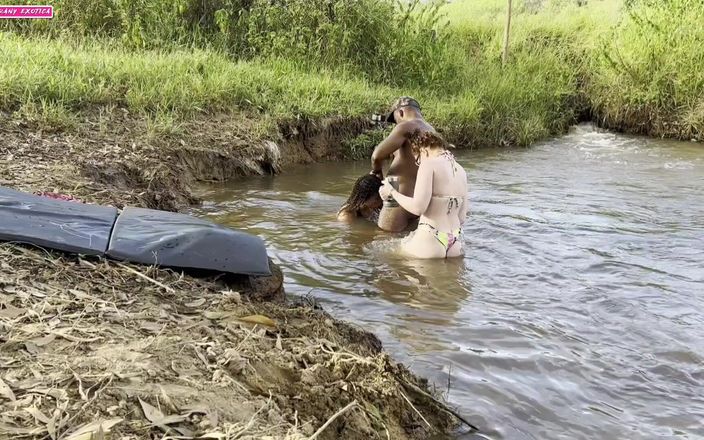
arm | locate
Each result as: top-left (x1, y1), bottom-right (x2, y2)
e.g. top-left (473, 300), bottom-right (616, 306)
top-left (387, 160), bottom-right (433, 216)
top-left (370, 124), bottom-right (408, 175)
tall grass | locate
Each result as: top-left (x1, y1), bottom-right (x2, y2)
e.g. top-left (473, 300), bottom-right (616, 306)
top-left (1, 0), bottom-right (700, 145)
top-left (0, 31), bottom-right (479, 139)
top-left (0, 0), bottom-right (463, 90)
top-left (436, 0), bottom-right (620, 145)
top-left (0, 32), bottom-right (395, 117)
top-left (589, 0), bottom-right (704, 139)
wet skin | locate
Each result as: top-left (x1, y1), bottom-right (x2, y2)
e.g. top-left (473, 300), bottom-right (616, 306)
top-left (371, 108), bottom-right (434, 231)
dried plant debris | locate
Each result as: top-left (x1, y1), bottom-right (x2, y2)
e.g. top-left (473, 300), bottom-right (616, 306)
top-left (1, 110), bottom-right (463, 439)
top-left (0, 243), bottom-right (459, 439)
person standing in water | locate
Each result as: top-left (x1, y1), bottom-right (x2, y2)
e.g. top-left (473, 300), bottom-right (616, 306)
top-left (370, 97), bottom-right (435, 232)
top-left (379, 130), bottom-right (468, 259)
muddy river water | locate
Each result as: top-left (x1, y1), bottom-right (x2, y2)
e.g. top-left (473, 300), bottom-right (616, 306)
top-left (195, 125), bottom-right (704, 439)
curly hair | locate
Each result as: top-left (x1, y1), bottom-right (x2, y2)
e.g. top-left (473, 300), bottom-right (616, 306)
top-left (408, 129), bottom-right (451, 160)
top-left (338, 174), bottom-right (382, 215)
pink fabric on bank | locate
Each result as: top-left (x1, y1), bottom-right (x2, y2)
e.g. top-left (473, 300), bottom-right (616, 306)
top-left (34, 192), bottom-right (85, 203)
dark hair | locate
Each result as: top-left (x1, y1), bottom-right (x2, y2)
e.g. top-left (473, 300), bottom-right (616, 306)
top-left (408, 129), bottom-right (450, 162)
top-left (338, 174), bottom-right (382, 215)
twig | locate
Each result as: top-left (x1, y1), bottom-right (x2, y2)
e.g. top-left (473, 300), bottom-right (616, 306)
top-left (50, 329), bottom-right (102, 343)
top-left (399, 389), bottom-right (431, 429)
top-left (57, 374), bottom-right (114, 437)
top-left (308, 400), bottom-right (358, 440)
top-left (232, 395), bottom-right (271, 439)
top-left (116, 263), bottom-right (175, 293)
top-left (401, 380), bottom-right (479, 433)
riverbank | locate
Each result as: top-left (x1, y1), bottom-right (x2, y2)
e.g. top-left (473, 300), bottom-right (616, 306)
top-left (0, 108), bottom-right (375, 211)
top-left (0, 108), bottom-right (462, 438)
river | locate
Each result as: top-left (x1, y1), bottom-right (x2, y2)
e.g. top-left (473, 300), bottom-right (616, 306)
top-left (194, 124), bottom-right (704, 440)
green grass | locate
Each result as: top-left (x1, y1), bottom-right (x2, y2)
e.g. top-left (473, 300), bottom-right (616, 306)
top-left (1, 0), bottom-right (701, 146)
top-left (0, 32), bottom-right (394, 117)
top-left (588, 0), bottom-right (704, 139)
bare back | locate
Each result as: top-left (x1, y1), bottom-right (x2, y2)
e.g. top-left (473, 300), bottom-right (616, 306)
top-left (384, 150), bottom-right (469, 258)
top-left (417, 154), bottom-right (468, 231)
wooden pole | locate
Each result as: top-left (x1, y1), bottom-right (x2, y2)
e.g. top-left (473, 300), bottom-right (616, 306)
top-left (502, 0), bottom-right (513, 66)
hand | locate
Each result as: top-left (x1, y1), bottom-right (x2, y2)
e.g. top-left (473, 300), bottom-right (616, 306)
top-left (379, 179), bottom-right (392, 200)
top-left (370, 169), bottom-right (383, 179)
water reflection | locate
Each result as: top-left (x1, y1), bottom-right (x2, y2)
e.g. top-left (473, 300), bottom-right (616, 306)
top-left (372, 254), bottom-right (471, 313)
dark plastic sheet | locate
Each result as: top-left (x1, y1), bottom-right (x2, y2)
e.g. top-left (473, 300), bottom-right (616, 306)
top-left (106, 207), bottom-right (271, 276)
top-left (0, 186), bottom-right (118, 255)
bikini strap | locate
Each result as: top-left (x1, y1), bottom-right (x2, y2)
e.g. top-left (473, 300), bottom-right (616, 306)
top-left (446, 196), bottom-right (461, 214)
top-left (441, 150), bottom-right (458, 176)
top-left (418, 222), bottom-right (437, 231)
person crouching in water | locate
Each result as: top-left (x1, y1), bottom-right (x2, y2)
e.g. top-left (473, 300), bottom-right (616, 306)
top-left (337, 174), bottom-right (383, 223)
top-left (378, 130), bottom-right (468, 259)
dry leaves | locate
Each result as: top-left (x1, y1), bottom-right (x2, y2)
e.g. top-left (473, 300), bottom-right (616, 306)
top-left (64, 418), bottom-right (123, 440)
top-left (0, 377), bottom-right (15, 401)
top-left (185, 298), bottom-right (207, 308)
top-left (0, 240), bottom-right (458, 440)
top-left (236, 315), bottom-right (277, 329)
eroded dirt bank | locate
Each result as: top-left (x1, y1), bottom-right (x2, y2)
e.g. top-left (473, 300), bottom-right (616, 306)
top-left (0, 110), bottom-right (461, 439)
top-left (0, 110), bottom-right (374, 211)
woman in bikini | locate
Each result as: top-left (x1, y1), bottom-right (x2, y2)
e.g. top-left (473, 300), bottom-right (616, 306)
top-left (379, 130), bottom-right (468, 259)
top-left (337, 174), bottom-right (384, 224)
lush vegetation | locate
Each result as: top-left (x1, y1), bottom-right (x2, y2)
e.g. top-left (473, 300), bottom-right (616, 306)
top-left (0, 0), bottom-right (701, 146)
top-left (589, 0), bottom-right (704, 139)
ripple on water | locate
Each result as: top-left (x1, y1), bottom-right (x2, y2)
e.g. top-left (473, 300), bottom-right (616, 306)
top-left (194, 125), bottom-right (704, 440)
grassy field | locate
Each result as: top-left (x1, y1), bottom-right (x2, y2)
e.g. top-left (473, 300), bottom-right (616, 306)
top-left (0, 0), bottom-right (701, 146)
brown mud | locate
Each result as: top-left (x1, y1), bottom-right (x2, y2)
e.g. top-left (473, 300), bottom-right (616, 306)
top-left (0, 110), bottom-right (373, 211)
top-left (0, 109), bottom-right (461, 439)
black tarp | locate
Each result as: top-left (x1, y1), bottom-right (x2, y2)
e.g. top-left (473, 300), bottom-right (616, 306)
top-left (0, 187), bottom-right (270, 276)
top-left (0, 186), bottom-right (117, 255)
top-left (106, 207), bottom-right (271, 276)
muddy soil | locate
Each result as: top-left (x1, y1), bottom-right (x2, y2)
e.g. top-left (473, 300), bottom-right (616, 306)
top-left (0, 110), bottom-right (372, 211)
top-left (0, 110), bottom-right (460, 439)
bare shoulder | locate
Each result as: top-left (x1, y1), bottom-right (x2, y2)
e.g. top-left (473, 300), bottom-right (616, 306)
top-left (457, 163), bottom-right (468, 177)
top-left (395, 119), bottom-right (433, 135)
top-left (337, 211), bottom-right (356, 222)
top-left (393, 120), bottom-right (417, 136)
